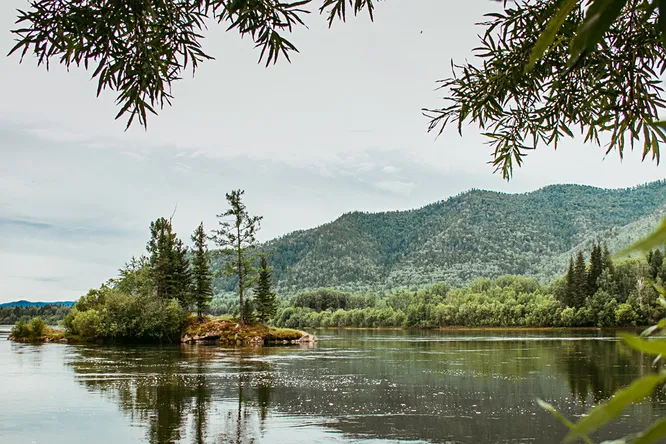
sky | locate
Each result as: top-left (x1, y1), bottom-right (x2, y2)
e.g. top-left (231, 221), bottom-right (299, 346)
top-left (0, 1), bottom-right (664, 303)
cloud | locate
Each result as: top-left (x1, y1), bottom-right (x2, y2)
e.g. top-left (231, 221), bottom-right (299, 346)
top-left (382, 165), bottom-right (400, 174)
top-left (373, 180), bottom-right (416, 195)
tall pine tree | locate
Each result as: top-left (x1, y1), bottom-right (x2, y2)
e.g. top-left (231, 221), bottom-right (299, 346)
top-left (146, 217), bottom-right (191, 307)
top-left (211, 190), bottom-right (263, 326)
top-left (564, 256), bottom-right (575, 307)
top-left (173, 238), bottom-right (193, 308)
top-left (588, 243), bottom-right (603, 296)
top-left (573, 251), bottom-right (588, 308)
top-left (191, 222), bottom-right (213, 319)
top-left (254, 255), bottom-right (277, 324)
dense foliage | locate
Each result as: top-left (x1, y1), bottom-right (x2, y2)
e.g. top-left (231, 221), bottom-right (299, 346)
top-left (0, 304), bottom-right (70, 325)
top-left (275, 247), bottom-right (666, 329)
top-left (427, 0), bottom-right (666, 178)
top-left (211, 181), bottom-right (666, 295)
top-left (61, 218), bottom-right (203, 342)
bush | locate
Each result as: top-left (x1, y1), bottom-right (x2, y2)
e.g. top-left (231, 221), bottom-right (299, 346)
top-left (11, 316), bottom-right (46, 340)
top-left (70, 309), bottom-right (102, 338)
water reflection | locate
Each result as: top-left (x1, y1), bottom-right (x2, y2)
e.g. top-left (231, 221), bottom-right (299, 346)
top-left (59, 330), bottom-right (666, 443)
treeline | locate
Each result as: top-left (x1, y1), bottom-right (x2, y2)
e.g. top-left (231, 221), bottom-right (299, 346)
top-left (275, 244), bottom-right (666, 329)
top-left (0, 305), bottom-right (71, 325)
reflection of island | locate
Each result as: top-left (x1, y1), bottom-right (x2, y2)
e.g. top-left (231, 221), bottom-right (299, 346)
top-left (67, 344), bottom-right (277, 443)
top-left (64, 333), bottom-right (665, 444)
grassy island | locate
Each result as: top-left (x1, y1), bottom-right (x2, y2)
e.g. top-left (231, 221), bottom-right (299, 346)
top-left (9, 314), bottom-right (315, 346)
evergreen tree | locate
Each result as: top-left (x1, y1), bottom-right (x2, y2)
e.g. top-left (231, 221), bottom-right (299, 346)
top-left (147, 217), bottom-right (178, 301)
top-left (563, 256), bottom-right (575, 307)
top-left (211, 190), bottom-right (263, 326)
top-left (191, 222), bottom-right (213, 319)
top-left (173, 238), bottom-right (193, 308)
top-left (602, 244), bottom-right (615, 274)
top-left (572, 251), bottom-right (588, 308)
top-left (254, 255), bottom-right (277, 324)
top-left (649, 249), bottom-right (664, 280)
top-left (146, 217), bottom-right (191, 307)
top-left (588, 243), bottom-right (603, 297)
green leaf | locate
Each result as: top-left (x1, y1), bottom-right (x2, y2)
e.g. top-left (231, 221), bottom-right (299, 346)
top-left (565, 373), bottom-right (666, 441)
top-left (569, 0), bottom-right (628, 66)
top-left (641, 318), bottom-right (666, 337)
top-left (633, 416), bottom-right (666, 444)
top-left (537, 399), bottom-right (593, 444)
top-left (526, 0), bottom-right (578, 72)
top-left (620, 333), bottom-right (666, 356)
top-left (617, 217), bottom-right (666, 257)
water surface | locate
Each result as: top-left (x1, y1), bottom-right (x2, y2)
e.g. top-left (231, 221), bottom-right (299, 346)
top-left (1, 327), bottom-right (664, 443)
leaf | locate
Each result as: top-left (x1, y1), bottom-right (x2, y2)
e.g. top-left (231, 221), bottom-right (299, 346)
top-left (526, 0), bottom-right (578, 72)
top-left (641, 318), bottom-right (666, 337)
top-left (569, 0), bottom-right (628, 67)
top-left (620, 333), bottom-right (666, 356)
top-left (617, 217), bottom-right (666, 256)
top-left (537, 399), bottom-right (594, 444)
top-left (565, 373), bottom-right (666, 441)
top-left (633, 416), bottom-right (666, 444)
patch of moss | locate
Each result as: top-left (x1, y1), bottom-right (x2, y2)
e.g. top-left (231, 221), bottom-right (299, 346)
top-left (182, 316), bottom-right (307, 345)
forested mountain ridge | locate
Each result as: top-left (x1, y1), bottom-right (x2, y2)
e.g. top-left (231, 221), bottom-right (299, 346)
top-left (212, 181), bottom-right (666, 295)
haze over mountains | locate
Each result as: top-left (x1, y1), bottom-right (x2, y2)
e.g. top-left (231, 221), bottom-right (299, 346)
top-left (213, 181), bottom-right (666, 296)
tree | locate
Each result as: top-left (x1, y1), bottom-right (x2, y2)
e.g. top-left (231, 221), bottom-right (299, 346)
top-left (146, 217), bottom-right (191, 307)
top-left (649, 248), bottom-right (664, 280)
top-left (563, 256), bottom-right (575, 307)
top-left (8, 0), bottom-right (376, 129)
top-left (191, 222), bottom-right (214, 319)
top-left (424, 0), bottom-right (666, 179)
top-left (572, 251), bottom-right (587, 308)
top-left (173, 238), bottom-right (194, 309)
top-left (587, 243), bottom-right (603, 296)
top-left (147, 217), bottom-right (179, 301)
top-left (254, 255), bottom-right (278, 324)
top-left (211, 190), bottom-right (263, 326)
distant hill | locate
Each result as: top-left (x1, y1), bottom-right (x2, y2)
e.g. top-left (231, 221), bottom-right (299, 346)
top-left (211, 181), bottom-right (666, 295)
top-left (0, 300), bottom-right (75, 308)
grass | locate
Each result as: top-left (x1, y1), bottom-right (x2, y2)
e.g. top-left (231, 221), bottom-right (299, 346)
top-left (182, 316), bottom-right (307, 344)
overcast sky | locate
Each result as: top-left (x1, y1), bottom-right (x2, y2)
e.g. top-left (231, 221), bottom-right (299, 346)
top-left (0, 1), bottom-right (664, 303)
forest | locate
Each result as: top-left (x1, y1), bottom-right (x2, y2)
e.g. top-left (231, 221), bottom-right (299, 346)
top-left (273, 244), bottom-right (666, 329)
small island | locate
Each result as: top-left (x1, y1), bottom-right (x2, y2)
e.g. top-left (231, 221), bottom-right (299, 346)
top-left (9, 190), bottom-right (316, 347)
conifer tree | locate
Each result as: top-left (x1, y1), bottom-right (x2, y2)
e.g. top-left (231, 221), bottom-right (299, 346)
top-left (147, 217), bottom-right (178, 301)
top-left (173, 238), bottom-right (193, 308)
top-left (602, 244), bottom-right (615, 274)
top-left (191, 222), bottom-right (213, 319)
top-left (649, 249), bottom-right (664, 280)
top-left (573, 251), bottom-right (588, 308)
top-left (211, 190), bottom-right (263, 326)
top-left (588, 243), bottom-right (603, 297)
top-left (146, 217), bottom-right (191, 307)
top-left (254, 255), bottom-right (277, 324)
top-left (564, 256), bottom-right (575, 307)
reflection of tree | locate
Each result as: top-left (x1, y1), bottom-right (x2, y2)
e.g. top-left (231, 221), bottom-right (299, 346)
top-left (65, 344), bottom-right (276, 444)
top-left (554, 339), bottom-right (657, 403)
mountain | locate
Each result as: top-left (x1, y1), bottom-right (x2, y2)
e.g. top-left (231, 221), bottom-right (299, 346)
top-left (0, 300), bottom-right (75, 308)
top-left (212, 181), bottom-right (666, 296)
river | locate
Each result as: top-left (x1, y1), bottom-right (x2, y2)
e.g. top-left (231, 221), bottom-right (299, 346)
top-left (1, 327), bottom-right (664, 443)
